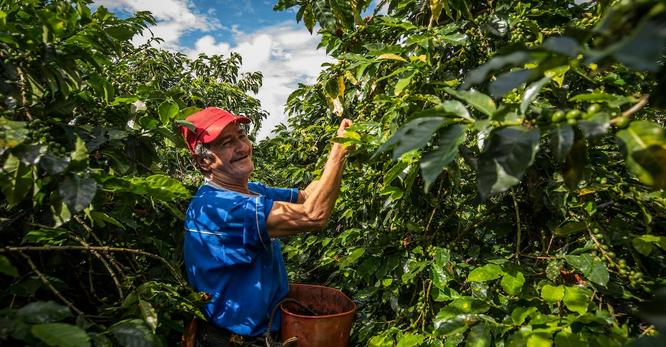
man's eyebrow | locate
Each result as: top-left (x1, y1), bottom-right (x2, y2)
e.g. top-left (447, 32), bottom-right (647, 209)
top-left (218, 134), bottom-right (232, 142)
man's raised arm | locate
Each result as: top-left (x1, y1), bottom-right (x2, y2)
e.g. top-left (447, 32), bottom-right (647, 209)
top-left (266, 119), bottom-right (352, 237)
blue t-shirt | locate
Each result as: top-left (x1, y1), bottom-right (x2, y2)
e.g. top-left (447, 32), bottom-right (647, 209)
top-left (183, 181), bottom-right (299, 336)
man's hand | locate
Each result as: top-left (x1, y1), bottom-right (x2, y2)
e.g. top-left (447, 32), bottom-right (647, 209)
top-left (337, 118), bottom-right (353, 138)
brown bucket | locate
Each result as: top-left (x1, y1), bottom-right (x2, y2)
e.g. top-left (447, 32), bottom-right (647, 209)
top-left (280, 284), bottom-right (356, 347)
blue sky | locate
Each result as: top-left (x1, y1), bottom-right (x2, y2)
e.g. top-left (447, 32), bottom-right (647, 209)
top-left (93, 0), bottom-right (334, 139)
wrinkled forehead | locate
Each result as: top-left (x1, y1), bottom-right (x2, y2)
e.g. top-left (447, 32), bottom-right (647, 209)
top-left (211, 121), bottom-right (246, 142)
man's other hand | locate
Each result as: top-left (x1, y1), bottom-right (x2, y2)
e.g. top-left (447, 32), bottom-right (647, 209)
top-left (337, 119), bottom-right (353, 138)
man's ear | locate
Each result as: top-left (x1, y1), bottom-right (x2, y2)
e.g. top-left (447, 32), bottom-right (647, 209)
top-left (195, 154), bottom-right (213, 172)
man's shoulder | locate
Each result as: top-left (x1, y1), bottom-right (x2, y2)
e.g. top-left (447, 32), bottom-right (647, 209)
top-left (188, 184), bottom-right (251, 210)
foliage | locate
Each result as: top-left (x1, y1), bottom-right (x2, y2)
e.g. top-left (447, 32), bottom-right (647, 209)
top-left (258, 0), bottom-right (666, 345)
top-left (0, 0), bottom-right (267, 345)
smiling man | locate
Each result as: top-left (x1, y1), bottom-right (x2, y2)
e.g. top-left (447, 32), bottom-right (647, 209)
top-left (179, 107), bottom-right (351, 346)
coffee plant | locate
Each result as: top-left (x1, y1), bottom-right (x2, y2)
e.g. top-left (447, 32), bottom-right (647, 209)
top-left (0, 1), bottom-right (267, 345)
top-left (255, 0), bottom-right (666, 345)
top-left (1, 0), bottom-right (665, 346)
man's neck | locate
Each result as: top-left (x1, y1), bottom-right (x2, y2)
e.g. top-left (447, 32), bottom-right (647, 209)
top-left (208, 175), bottom-right (251, 195)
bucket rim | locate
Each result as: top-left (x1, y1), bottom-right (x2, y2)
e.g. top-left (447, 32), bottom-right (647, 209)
top-left (280, 283), bottom-right (357, 319)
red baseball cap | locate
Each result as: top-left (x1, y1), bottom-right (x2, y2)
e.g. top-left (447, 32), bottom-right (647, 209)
top-left (180, 107), bottom-right (250, 154)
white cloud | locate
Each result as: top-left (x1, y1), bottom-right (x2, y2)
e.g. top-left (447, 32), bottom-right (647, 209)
top-left (93, 0), bottom-right (218, 49)
top-left (94, 1), bottom-right (333, 140)
top-left (187, 22), bottom-right (334, 140)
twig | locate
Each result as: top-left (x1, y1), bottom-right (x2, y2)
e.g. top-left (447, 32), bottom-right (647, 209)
top-left (511, 188), bottom-right (522, 260)
top-left (74, 216), bottom-right (124, 276)
top-left (69, 234), bottom-right (124, 300)
top-left (15, 67), bottom-right (33, 121)
top-left (19, 252), bottom-right (84, 316)
top-left (611, 95), bottom-right (649, 124)
top-left (4, 246), bottom-right (185, 285)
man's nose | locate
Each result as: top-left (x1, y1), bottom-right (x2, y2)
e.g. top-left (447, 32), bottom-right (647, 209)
top-left (237, 138), bottom-right (251, 153)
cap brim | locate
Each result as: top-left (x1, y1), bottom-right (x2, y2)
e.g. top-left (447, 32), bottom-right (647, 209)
top-left (199, 115), bottom-right (251, 144)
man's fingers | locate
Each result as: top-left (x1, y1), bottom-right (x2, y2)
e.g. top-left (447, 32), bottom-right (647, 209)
top-left (337, 119), bottom-right (353, 137)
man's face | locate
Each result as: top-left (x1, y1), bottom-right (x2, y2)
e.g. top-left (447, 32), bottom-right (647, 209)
top-left (205, 122), bottom-right (254, 181)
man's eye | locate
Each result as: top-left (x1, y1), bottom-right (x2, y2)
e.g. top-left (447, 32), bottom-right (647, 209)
top-left (222, 141), bottom-right (232, 146)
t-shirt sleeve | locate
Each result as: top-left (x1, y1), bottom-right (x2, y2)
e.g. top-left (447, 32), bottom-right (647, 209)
top-left (185, 190), bottom-right (274, 266)
top-left (249, 182), bottom-right (299, 203)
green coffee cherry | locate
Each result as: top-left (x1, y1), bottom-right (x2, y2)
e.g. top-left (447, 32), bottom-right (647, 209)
top-left (587, 104), bottom-right (601, 114)
top-left (615, 117), bottom-right (630, 129)
top-left (566, 109), bottom-right (582, 120)
top-left (551, 110), bottom-right (565, 123)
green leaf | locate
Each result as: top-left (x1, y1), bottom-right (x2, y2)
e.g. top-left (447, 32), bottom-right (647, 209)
top-left (511, 306), bottom-right (537, 325)
top-left (402, 259), bottom-right (427, 283)
top-left (632, 234), bottom-right (666, 256)
top-left (540, 285), bottom-right (565, 303)
top-left (578, 113), bottom-right (610, 139)
top-left (420, 124), bottom-right (467, 191)
top-left (442, 33), bottom-right (468, 46)
top-left (549, 125), bottom-right (574, 161)
top-left (111, 319), bottom-right (158, 347)
top-left (70, 137), bottom-right (88, 165)
top-left (158, 101), bottom-right (179, 123)
top-left (0, 153), bottom-right (33, 207)
top-left (465, 323), bottom-right (491, 347)
top-left (438, 100), bottom-right (473, 120)
top-left (394, 71), bottom-right (414, 96)
top-left (554, 332), bottom-right (587, 347)
top-left (341, 248), bottom-right (366, 268)
top-left (0, 117), bottom-right (29, 148)
top-left (17, 301), bottom-right (71, 324)
top-left (446, 88), bottom-right (496, 117)
top-left (51, 201), bottom-right (72, 227)
top-left (569, 92), bottom-right (633, 108)
top-left (616, 121), bottom-right (666, 189)
top-left (433, 314), bottom-right (473, 337)
top-left (40, 153), bottom-right (70, 175)
top-left (477, 126), bottom-right (540, 199)
top-left (467, 264), bottom-right (503, 282)
top-left (396, 333), bottom-right (425, 347)
top-left (105, 25), bottom-right (135, 41)
top-left (501, 270), bottom-right (525, 295)
top-left (384, 161), bottom-right (409, 186)
top-left (563, 286), bottom-right (592, 315)
top-left (0, 255), bottom-right (18, 277)
top-left (565, 254), bottom-right (609, 286)
top-left (59, 174), bottom-right (97, 212)
top-left (376, 53), bottom-right (407, 62)
top-left (438, 298), bottom-right (490, 317)
top-left (611, 19), bottom-right (666, 72)
top-left (375, 117), bottom-right (446, 159)
top-left (32, 323), bottom-right (90, 347)
top-left (520, 77), bottom-right (550, 115)
top-left (553, 221), bottom-right (586, 237)
top-left (489, 69), bottom-right (533, 98)
top-left (138, 300), bottom-right (158, 333)
top-left (174, 119), bottom-right (196, 132)
top-left (463, 51), bottom-right (531, 88)
top-left (526, 333), bottom-right (552, 347)
top-left (543, 37), bottom-right (579, 57)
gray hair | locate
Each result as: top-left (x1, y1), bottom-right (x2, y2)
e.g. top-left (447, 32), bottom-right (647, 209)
top-left (193, 142), bottom-right (214, 174)
top-left (194, 142), bottom-right (213, 158)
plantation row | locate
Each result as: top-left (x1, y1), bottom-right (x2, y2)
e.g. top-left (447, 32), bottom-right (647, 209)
top-left (1, 0), bottom-right (665, 346)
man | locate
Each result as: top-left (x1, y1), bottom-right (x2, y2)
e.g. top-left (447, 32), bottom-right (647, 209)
top-left (179, 107), bottom-right (351, 346)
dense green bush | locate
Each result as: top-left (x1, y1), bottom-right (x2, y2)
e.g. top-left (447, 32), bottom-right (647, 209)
top-left (0, 1), bottom-right (266, 345)
top-left (2, 0), bottom-right (665, 346)
top-left (255, 0), bottom-right (666, 345)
